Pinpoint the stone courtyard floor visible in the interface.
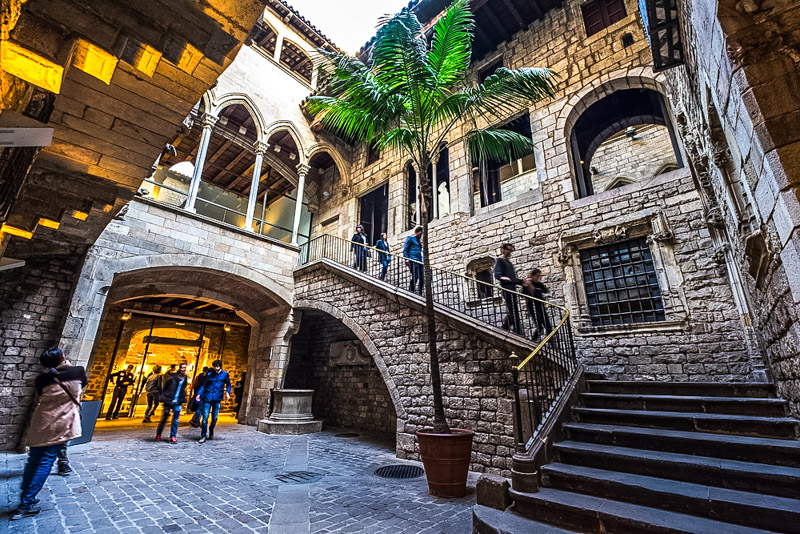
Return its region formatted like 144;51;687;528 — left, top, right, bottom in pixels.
1;419;477;533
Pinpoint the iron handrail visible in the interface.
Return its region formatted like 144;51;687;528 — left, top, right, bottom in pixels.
299;233;578;451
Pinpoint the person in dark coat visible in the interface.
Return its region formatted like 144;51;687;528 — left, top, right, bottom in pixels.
156;363;188;444
189;367;209;427
105;364;135;419
494;243;524;335
403;226;424;295
375;232;391;281
523;268;552;340
351;224;369;272
142;365;162;423
234;371;247;418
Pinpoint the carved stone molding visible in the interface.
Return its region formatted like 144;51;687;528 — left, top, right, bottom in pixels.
706;207;726;228
593;225;628;245
712;243;730;264
329;340;370;366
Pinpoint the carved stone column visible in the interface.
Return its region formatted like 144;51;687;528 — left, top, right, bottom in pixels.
185;114;218;213
245;141;269;231
291;163;310;245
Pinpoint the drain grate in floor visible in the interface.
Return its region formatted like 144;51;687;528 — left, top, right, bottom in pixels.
375;465;424;479
334;432;360;438
275;471;323;484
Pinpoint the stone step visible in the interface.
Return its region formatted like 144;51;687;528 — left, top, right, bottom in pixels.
580;392;788;417
585;380;775;398
540;463;800;533
553;440;800;499
472;505;578;534
509;487;778;534
572;406;800;438
564;422;800;467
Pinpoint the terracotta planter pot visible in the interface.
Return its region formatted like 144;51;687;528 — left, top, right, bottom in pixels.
415;428;475;498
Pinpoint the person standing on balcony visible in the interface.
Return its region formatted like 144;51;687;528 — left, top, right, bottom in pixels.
494;243;524;335
196;359;231;443
351;225;369;272
376;232;391;281
523;268;552;340
404;226;424;295
105;364;135;419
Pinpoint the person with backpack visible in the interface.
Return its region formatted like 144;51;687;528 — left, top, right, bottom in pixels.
12;348;87;521
156;363;188;444
141;365;162;423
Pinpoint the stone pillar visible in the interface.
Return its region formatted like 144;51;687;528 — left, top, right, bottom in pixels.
245;141;269;231
291;163;310;245
274;34;284;63
431;153;440;220
185;114;218;213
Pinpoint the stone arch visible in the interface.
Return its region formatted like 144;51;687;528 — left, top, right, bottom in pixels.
264;120;308;163
307;142;351;187
293;298;408;422
559;72;683;199
210;93;267;142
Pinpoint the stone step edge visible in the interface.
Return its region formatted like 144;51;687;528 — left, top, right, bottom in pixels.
472;505;578;534
573;406;799;425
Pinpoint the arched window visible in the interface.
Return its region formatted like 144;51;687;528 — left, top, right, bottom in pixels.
406;162;417;231
249;21;278;56
435;144;450;218
570;88;684;199
280;40;312;83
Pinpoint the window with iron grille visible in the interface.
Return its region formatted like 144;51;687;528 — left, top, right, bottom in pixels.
580;238;665;326
581;0;628;37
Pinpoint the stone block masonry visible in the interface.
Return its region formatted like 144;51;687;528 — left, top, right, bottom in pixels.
0;254;84;450
294;263;535;477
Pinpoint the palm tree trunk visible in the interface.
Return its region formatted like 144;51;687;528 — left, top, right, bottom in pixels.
419;164;450;434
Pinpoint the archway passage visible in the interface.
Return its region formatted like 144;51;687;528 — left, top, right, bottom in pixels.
284;310;397;436
570;88;684;198
86;296;250;426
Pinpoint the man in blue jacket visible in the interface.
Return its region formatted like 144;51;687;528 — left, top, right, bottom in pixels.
403;226;424;295
195;359;231;443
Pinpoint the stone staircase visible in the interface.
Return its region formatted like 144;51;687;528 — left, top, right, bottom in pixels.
508;380;800;533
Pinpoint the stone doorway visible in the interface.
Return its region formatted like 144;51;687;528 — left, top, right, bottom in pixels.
284;310;398;437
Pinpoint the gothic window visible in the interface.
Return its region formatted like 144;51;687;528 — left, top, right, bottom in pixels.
366;142;380;166
279;40;312;83
248;21;278;56
475;269;494;299
406;162;417;231
580;238;666;326
435;144;450;218
581;0;627;37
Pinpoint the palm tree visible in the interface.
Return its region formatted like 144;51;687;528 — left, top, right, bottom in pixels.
306;0;556;434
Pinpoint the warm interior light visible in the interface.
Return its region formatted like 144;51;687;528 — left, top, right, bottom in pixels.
0;223;33;239
0;41;63;94
175;43;202;74
223;324;231;332
121;312;132;321
38;218;60;229
72;40;118;84
72;210;89;221
131;44;162;77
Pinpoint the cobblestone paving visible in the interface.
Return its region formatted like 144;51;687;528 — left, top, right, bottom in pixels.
1;421;477;533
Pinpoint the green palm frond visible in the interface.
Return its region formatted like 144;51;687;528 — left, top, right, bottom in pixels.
466;128;534;164
428;0;474;87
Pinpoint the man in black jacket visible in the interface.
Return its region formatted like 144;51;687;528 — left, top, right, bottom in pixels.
156;363;188;444
494;243;524;335
105;364;135;419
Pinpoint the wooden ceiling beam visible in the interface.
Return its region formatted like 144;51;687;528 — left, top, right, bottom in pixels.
502;0;527;30
482;5;511;42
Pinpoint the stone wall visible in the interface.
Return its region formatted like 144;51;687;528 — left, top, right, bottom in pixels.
307;0;759;384
285;310;397;434
0;254;83;450
659;0;800;415
294;263;536;476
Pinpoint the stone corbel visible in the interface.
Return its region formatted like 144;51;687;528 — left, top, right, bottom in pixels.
556;236;574;266
712;243;730;265
648;211;674;243
705;207;725;228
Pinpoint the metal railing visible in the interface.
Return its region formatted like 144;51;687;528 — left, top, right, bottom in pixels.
299;234;579;451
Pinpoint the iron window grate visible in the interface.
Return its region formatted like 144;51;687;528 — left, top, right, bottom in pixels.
581;238;665;326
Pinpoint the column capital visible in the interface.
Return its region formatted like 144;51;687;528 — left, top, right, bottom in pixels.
253;141;270;155
202;114;219;129
296;163;311;176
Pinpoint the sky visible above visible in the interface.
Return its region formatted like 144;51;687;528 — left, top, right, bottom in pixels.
287;0;414;54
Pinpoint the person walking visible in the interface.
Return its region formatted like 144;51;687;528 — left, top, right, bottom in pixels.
196;359;231;443
12;348;87;520
141;365;162;423
189;367;209;427
403;226;424;295
105;364;135;419
494;243;524;335
523;268;552;340
351;224;369;272
375;232;391;281
156;363;188;444
162;364;176;390
234;371;247;418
